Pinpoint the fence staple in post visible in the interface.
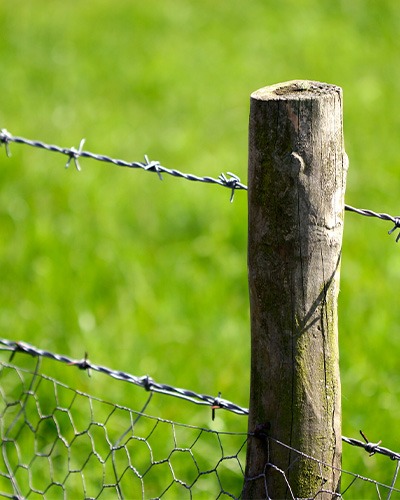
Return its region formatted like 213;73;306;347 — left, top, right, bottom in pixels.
243;80;347;499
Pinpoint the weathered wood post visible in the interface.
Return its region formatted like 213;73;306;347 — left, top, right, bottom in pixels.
243;80;347;499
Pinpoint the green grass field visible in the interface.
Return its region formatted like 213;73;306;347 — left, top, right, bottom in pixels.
1;0;400;497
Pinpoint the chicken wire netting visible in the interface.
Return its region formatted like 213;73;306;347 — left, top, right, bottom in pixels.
1;345;400;499
0;355;247;499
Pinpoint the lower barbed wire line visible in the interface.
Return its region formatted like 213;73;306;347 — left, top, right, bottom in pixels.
0;338;248;417
1;338;400;464
342;436;400;461
268;437;400;495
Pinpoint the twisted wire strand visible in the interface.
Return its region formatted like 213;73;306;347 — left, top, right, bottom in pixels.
342;436;400;461
344;205;400;241
0;129;246;201
0;338;248;416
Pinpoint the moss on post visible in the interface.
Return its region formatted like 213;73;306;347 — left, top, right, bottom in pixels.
243;80;347;499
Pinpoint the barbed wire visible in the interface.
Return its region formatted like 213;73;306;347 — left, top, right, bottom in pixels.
1;337;400;470
2;128;400;495
344;205;400;242
0;338;248;417
0;128;246;202
343;431;400;461
1;128;400;239
258;436;400;499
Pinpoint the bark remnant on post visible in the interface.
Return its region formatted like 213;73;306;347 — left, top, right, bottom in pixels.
243;80;347;499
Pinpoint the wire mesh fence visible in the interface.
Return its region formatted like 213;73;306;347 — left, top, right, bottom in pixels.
1;128;400;498
0;350;247;499
1;340;400;499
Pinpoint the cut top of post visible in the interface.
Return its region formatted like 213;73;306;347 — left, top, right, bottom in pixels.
251;79;342;100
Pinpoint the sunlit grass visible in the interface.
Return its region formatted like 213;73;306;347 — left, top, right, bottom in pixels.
1;0;400;495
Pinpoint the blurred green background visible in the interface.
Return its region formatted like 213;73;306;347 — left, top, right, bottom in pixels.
1;0;400;496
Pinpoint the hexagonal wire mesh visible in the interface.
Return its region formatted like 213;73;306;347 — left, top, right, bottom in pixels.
1;343;400;499
0;348;248;499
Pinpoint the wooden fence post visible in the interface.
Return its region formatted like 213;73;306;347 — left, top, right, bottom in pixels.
243;80;347;499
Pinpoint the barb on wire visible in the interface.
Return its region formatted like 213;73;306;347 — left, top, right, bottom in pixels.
252;425;400;463
219;172;241;202
144;154;163;180
0;338;248;417
0;128;12;157
342;432;400;461
264;436;400;497
65;138;85;171
0;128;247;201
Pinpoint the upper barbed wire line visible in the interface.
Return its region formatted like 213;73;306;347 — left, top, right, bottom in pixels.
0;128;247;202
2;128;400;237
344;204;400;242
